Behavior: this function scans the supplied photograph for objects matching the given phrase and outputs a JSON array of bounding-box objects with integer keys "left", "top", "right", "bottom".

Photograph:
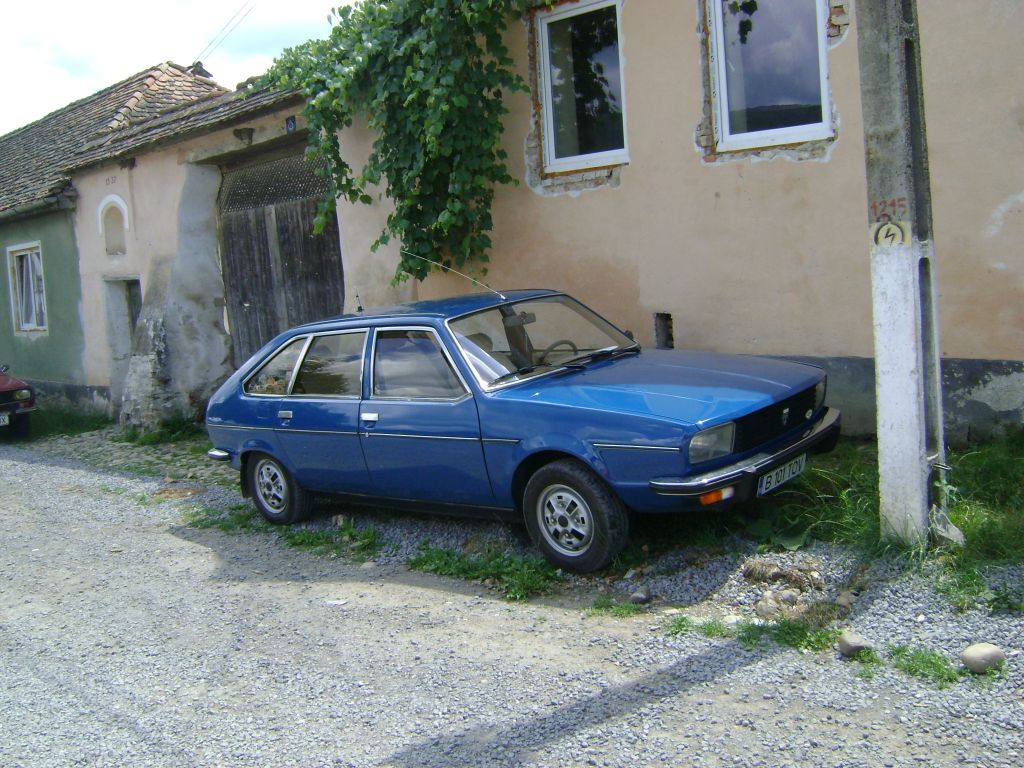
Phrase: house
[
  {"left": 65, "top": 81, "right": 347, "bottom": 427},
  {"left": 333, "top": 0, "right": 1023, "bottom": 441},
  {"left": 0, "top": 62, "right": 225, "bottom": 413},
  {"left": 2, "top": 62, "right": 352, "bottom": 427}
]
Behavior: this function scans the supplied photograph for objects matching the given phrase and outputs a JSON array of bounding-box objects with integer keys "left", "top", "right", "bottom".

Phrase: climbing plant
[{"left": 265, "top": 0, "right": 532, "bottom": 281}]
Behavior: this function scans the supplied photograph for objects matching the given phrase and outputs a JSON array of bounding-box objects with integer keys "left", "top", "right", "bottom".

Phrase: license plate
[
  {"left": 757, "top": 454, "right": 806, "bottom": 496},
  {"left": 0, "top": 413, "right": 8, "bottom": 427}
]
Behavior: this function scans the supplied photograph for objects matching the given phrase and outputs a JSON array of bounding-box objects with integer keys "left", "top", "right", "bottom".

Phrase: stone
[
  {"left": 931, "top": 507, "right": 965, "bottom": 548},
  {"left": 837, "top": 629, "right": 873, "bottom": 658},
  {"left": 960, "top": 643, "right": 1006, "bottom": 674},
  {"left": 778, "top": 589, "right": 801, "bottom": 606},
  {"left": 755, "top": 594, "right": 781, "bottom": 619},
  {"left": 835, "top": 591, "right": 857, "bottom": 611},
  {"left": 629, "top": 586, "right": 652, "bottom": 604}
]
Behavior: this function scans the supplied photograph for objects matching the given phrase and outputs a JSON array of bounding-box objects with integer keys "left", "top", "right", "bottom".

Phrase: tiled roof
[
  {"left": 70, "top": 86, "right": 304, "bottom": 172},
  {"left": 0, "top": 62, "right": 227, "bottom": 218}
]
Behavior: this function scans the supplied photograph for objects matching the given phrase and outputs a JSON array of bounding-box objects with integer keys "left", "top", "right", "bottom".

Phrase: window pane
[
  {"left": 245, "top": 337, "right": 306, "bottom": 395},
  {"left": 294, "top": 332, "right": 365, "bottom": 397},
  {"left": 720, "top": 0, "right": 823, "bottom": 135},
  {"left": 30, "top": 251, "right": 46, "bottom": 328},
  {"left": 546, "top": 5, "right": 624, "bottom": 159},
  {"left": 373, "top": 330, "right": 465, "bottom": 399}
]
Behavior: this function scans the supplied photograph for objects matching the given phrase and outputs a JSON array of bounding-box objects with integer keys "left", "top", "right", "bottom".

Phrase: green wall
[{"left": 0, "top": 209, "right": 86, "bottom": 385}]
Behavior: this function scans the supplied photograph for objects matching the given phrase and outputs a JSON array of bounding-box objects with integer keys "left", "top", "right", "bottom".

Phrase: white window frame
[
  {"left": 7, "top": 242, "right": 48, "bottom": 333},
  {"left": 536, "top": 0, "right": 629, "bottom": 174},
  {"left": 707, "top": 0, "right": 833, "bottom": 152}
]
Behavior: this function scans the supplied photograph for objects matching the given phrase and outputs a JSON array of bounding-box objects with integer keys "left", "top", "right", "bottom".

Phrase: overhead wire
[{"left": 192, "top": 0, "right": 259, "bottom": 66}]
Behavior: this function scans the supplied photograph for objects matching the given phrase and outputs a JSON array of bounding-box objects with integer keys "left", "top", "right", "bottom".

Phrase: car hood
[
  {"left": 492, "top": 349, "right": 823, "bottom": 427},
  {"left": 0, "top": 371, "right": 29, "bottom": 391}
]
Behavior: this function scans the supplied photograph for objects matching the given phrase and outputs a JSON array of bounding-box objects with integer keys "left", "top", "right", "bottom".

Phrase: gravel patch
[{"left": 1, "top": 432, "right": 1021, "bottom": 767}]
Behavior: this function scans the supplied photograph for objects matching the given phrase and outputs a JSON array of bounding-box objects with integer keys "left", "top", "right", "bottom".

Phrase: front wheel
[
  {"left": 247, "top": 453, "right": 310, "bottom": 524},
  {"left": 523, "top": 459, "right": 629, "bottom": 573},
  {"left": 10, "top": 413, "right": 30, "bottom": 439}
]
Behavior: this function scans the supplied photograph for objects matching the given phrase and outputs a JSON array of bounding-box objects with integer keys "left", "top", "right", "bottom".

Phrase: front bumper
[{"left": 649, "top": 407, "right": 841, "bottom": 499}]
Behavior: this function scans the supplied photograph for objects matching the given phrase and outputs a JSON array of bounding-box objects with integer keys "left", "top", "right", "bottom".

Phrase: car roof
[{"left": 293, "top": 289, "right": 561, "bottom": 332}]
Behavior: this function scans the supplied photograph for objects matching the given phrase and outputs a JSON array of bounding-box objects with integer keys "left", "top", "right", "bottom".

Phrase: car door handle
[
  {"left": 278, "top": 410, "right": 293, "bottom": 420},
  {"left": 362, "top": 412, "right": 379, "bottom": 424}
]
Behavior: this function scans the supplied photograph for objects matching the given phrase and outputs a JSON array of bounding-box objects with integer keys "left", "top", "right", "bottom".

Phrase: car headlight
[
  {"left": 814, "top": 379, "right": 827, "bottom": 412},
  {"left": 13, "top": 389, "right": 32, "bottom": 401},
  {"left": 689, "top": 422, "right": 735, "bottom": 464}
]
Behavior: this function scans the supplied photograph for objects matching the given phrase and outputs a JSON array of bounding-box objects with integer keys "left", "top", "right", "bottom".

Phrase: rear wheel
[
  {"left": 523, "top": 459, "right": 628, "bottom": 573},
  {"left": 248, "top": 452, "right": 310, "bottom": 524}
]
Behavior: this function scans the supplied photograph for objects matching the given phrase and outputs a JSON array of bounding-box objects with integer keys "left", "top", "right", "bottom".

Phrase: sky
[{"left": 0, "top": 0, "right": 356, "bottom": 136}]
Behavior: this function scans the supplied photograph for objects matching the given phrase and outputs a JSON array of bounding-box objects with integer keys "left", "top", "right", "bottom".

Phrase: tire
[
  {"left": 523, "top": 459, "right": 629, "bottom": 573},
  {"left": 247, "top": 452, "right": 310, "bottom": 524},
  {"left": 10, "top": 413, "right": 30, "bottom": 439}
]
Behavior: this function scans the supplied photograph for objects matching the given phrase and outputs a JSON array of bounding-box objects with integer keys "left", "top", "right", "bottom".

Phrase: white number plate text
[{"left": 757, "top": 453, "right": 806, "bottom": 496}]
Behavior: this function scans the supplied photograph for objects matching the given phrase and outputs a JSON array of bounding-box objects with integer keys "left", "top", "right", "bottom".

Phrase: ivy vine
[{"left": 265, "top": 0, "right": 533, "bottom": 282}]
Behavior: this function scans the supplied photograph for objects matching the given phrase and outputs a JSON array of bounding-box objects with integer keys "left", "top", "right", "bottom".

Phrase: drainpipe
[{"left": 855, "top": 1, "right": 959, "bottom": 547}]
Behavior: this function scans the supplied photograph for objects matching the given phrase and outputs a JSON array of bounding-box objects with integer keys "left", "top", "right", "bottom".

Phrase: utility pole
[{"left": 855, "top": 1, "right": 958, "bottom": 546}]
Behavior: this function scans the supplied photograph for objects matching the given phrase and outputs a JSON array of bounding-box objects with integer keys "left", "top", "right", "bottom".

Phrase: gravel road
[{"left": 1, "top": 437, "right": 1021, "bottom": 767}]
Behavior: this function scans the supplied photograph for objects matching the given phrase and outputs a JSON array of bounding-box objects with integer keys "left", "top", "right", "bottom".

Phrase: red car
[{"left": 0, "top": 365, "right": 35, "bottom": 438}]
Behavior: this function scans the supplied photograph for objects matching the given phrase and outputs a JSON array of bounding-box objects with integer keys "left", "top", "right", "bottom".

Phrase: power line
[{"left": 193, "top": 0, "right": 258, "bottom": 66}]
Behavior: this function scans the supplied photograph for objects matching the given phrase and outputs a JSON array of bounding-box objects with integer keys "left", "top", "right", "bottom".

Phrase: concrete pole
[{"left": 855, "top": 0, "right": 955, "bottom": 547}]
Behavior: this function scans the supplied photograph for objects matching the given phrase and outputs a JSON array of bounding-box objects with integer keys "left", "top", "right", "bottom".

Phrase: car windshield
[{"left": 450, "top": 295, "right": 636, "bottom": 388}]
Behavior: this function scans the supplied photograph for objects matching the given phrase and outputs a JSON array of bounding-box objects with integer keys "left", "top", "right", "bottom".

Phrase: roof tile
[{"left": 0, "top": 62, "right": 227, "bottom": 217}]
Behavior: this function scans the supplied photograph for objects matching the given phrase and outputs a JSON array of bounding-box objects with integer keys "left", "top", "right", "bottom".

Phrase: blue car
[{"left": 206, "top": 290, "right": 840, "bottom": 572}]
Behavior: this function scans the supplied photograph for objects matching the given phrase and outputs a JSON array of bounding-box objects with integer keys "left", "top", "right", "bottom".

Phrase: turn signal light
[{"left": 699, "top": 487, "right": 735, "bottom": 506}]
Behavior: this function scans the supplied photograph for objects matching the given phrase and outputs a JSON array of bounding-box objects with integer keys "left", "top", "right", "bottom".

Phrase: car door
[
  {"left": 359, "top": 327, "right": 494, "bottom": 505},
  {"left": 273, "top": 330, "right": 374, "bottom": 495}
]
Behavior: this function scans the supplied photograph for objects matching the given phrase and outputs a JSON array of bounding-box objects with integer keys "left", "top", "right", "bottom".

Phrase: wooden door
[{"left": 219, "top": 153, "right": 345, "bottom": 366}]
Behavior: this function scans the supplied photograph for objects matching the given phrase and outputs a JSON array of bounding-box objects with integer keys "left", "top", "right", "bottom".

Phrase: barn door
[{"left": 219, "top": 153, "right": 345, "bottom": 366}]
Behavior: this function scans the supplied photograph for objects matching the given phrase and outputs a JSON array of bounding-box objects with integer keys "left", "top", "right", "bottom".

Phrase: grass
[
  {"left": 750, "top": 430, "right": 1024, "bottom": 613},
  {"left": 665, "top": 614, "right": 840, "bottom": 653},
  {"left": 665, "top": 615, "right": 694, "bottom": 636},
  {"left": 10, "top": 407, "right": 113, "bottom": 440},
  {"left": 408, "top": 545, "right": 560, "bottom": 601},
  {"left": 184, "top": 504, "right": 381, "bottom": 557},
  {"left": 118, "top": 417, "right": 207, "bottom": 446},
  {"left": 851, "top": 648, "right": 884, "bottom": 680},
  {"left": 889, "top": 644, "right": 965, "bottom": 689},
  {"left": 588, "top": 595, "right": 643, "bottom": 618}
]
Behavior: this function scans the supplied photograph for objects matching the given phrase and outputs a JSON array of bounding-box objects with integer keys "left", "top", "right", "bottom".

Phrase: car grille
[
  {"left": 734, "top": 386, "right": 818, "bottom": 454},
  {"left": 0, "top": 390, "right": 17, "bottom": 406}
]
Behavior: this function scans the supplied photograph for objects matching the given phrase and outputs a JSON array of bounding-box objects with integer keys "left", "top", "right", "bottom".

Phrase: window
[
  {"left": 372, "top": 329, "right": 466, "bottom": 400},
  {"left": 293, "top": 332, "right": 366, "bottom": 397},
  {"left": 707, "top": 0, "right": 833, "bottom": 152},
  {"left": 103, "top": 206, "right": 127, "bottom": 256},
  {"left": 536, "top": 0, "right": 628, "bottom": 173},
  {"left": 8, "top": 244, "right": 47, "bottom": 331},
  {"left": 244, "top": 337, "right": 308, "bottom": 395},
  {"left": 98, "top": 194, "right": 129, "bottom": 256}
]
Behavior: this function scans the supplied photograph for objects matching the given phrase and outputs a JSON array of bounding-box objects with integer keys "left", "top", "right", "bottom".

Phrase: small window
[
  {"left": 103, "top": 206, "right": 127, "bottom": 256},
  {"left": 293, "top": 332, "right": 366, "bottom": 397},
  {"left": 373, "top": 329, "right": 466, "bottom": 400},
  {"left": 244, "top": 337, "right": 307, "bottom": 395},
  {"left": 535, "top": 0, "right": 628, "bottom": 173},
  {"left": 8, "top": 244, "right": 47, "bottom": 331},
  {"left": 707, "top": 0, "right": 833, "bottom": 152}
]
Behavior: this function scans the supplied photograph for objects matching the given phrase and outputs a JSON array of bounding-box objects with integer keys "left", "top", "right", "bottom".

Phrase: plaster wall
[
  {"left": 333, "top": 0, "right": 1022, "bottom": 437},
  {"left": 72, "top": 108, "right": 305, "bottom": 418},
  {"left": 919, "top": 2, "right": 1023, "bottom": 363},
  {"left": 0, "top": 210, "right": 87, "bottom": 387},
  {"left": 337, "top": 0, "right": 873, "bottom": 359}
]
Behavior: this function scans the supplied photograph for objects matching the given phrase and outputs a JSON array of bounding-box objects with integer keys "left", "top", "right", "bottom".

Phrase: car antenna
[
  {"left": 354, "top": 292, "right": 364, "bottom": 312},
  {"left": 400, "top": 248, "right": 507, "bottom": 301}
]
